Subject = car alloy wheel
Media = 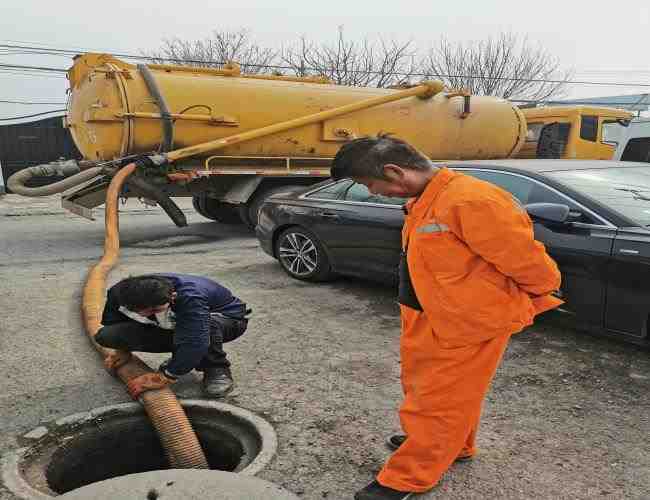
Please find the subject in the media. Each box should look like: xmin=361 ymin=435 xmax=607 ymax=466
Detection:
xmin=275 ymin=227 xmax=332 ymax=281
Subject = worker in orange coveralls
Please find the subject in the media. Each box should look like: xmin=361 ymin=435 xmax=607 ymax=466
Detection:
xmin=331 ymin=134 xmax=563 ymax=500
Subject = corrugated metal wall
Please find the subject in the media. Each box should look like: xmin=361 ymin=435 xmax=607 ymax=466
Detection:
xmin=0 ymin=115 xmax=82 ymax=193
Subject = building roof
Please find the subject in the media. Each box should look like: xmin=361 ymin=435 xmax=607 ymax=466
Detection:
xmin=543 ymin=94 xmax=650 ymax=112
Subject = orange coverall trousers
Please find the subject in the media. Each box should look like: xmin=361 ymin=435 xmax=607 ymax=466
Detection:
xmin=377 ymin=305 xmax=511 ymax=492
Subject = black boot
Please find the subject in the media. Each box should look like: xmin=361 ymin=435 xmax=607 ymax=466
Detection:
xmin=202 ymin=366 xmax=234 ymax=397
xmin=354 ymin=480 xmax=414 ymax=500
xmin=386 ymin=434 xmax=407 ymax=451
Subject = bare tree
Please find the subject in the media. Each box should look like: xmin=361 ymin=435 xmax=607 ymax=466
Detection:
xmin=281 ymin=27 xmax=419 ymax=88
xmin=144 ymin=29 xmax=278 ymax=74
xmin=422 ymin=33 xmax=572 ymax=101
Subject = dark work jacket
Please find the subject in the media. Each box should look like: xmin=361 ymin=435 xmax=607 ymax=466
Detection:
xmin=101 ymin=273 xmax=246 ymax=376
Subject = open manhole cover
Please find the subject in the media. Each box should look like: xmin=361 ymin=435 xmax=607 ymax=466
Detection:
xmin=2 ymin=400 xmax=278 ymax=499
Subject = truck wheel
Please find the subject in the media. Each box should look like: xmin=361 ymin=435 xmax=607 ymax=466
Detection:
xmin=192 ymin=196 xmax=209 ymax=217
xmin=245 ymin=185 xmax=303 ymax=229
xmin=274 ymin=226 xmax=333 ymax=282
xmin=191 ymin=194 xmax=243 ymax=224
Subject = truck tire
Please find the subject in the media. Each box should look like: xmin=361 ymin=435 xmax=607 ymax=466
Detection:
xmin=244 ymin=185 xmax=303 ymax=229
xmin=191 ymin=194 xmax=243 ymax=224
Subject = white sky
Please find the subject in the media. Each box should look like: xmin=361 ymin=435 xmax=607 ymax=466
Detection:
xmin=1 ymin=0 xmax=650 ymax=119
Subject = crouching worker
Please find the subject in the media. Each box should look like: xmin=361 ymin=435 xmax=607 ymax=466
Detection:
xmin=95 ymin=273 xmax=251 ymax=399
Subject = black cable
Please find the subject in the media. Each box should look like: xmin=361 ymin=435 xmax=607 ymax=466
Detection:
xmin=0 ymin=109 xmax=66 ymax=121
xmin=0 ymin=62 xmax=67 ymax=72
xmin=0 ymin=99 xmax=65 ymax=105
xmin=0 ymin=69 xmax=66 ymax=79
xmin=4 ymin=42 xmax=650 ymax=88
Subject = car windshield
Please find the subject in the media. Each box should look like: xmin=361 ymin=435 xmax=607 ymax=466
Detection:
xmin=547 ymin=167 xmax=650 ymax=226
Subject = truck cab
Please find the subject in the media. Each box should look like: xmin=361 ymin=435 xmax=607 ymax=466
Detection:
xmin=516 ymin=106 xmax=633 ymax=160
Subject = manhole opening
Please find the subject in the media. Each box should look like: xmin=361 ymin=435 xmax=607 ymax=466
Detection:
xmin=20 ymin=405 xmax=264 ymax=496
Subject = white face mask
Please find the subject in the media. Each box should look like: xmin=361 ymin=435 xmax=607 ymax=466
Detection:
xmin=119 ymin=306 xmax=176 ymax=330
xmin=154 ymin=308 xmax=176 ymax=330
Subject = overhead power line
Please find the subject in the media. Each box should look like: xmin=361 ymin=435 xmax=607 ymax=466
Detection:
xmin=4 ymin=42 xmax=650 ymax=89
xmin=0 ymin=109 xmax=67 ymax=122
xmin=5 ymin=40 xmax=650 ymax=87
xmin=0 ymin=72 xmax=66 ymax=80
xmin=4 ymin=58 xmax=650 ymax=90
xmin=5 ymin=38 xmax=650 ymax=76
xmin=0 ymin=62 xmax=67 ymax=73
xmin=0 ymin=99 xmax=66 ymax=105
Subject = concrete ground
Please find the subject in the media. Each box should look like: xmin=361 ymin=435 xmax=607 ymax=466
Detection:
xmin=0 ymin=193 xmax=649 ymax=500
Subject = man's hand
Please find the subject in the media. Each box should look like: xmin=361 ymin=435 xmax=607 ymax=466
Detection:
xmin=103 ymin=350 xmax=132 ymax=373
xmin=126 ymin=372 xmax=176 ymax=400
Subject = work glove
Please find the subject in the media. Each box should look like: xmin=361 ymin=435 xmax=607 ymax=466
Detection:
xmin=103 ymin=350 xmax=132 ymax=373
xmin=126 ymin=371 xmax=176 ymax=400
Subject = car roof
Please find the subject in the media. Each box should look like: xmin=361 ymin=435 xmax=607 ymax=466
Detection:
xmin=440 ymin=159 xmax=650 ymax=174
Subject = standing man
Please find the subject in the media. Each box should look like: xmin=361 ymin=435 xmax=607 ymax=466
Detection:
xmin=331 ymin=135 xmax=562 ymax=500
xmin=95 ymin=273 xmax=250 ymax=399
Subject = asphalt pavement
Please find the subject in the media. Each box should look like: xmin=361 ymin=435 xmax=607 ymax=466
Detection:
xmin=0 ymin=193 xmax=649 ymax=499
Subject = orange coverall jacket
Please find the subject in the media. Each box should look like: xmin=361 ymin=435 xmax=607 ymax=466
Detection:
xmin=376 ymin=167 xmax=563 ymax=493
xmin=403 ymin=167 xmax=563 ymax=348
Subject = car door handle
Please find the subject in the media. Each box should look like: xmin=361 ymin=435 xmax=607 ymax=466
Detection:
xmin=619 ymin=249 xmax=639 ymax=255
xmin=319 ymin=212 xmax=340 ymax=219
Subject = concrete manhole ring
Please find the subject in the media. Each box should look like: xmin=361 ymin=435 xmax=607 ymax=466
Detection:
xmin=2 ymin=400 xmax=278 ymax=499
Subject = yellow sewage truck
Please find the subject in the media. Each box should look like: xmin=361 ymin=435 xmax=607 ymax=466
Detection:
xmin=11 ymin=53 xmax=531 ymax=227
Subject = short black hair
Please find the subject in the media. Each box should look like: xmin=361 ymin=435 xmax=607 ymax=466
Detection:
xmin=115 ymin=275 xmax=173 ymax=311
xmin=331 ymin=133 xmax=432 ymax=180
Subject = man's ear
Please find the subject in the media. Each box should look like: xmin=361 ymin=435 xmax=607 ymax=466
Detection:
xmin=382 ymin=164 xmax=405 ymax=181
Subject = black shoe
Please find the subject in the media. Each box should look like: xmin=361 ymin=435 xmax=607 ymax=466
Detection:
xmin=354 ymin=480 xmax=414 ymax=500
xmin=386 ymin=434 xmax=474 ymax=462
xmin=202 ymin=367 xmax=234 ymax=398
xmin=386 ymin=434 xmax=407 ymax=451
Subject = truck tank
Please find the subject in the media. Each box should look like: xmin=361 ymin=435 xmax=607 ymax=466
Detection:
xmin=7 ymin=53 xmax=528 ymax=226
xmin=65 ymin=53 xmax=526 ymax=163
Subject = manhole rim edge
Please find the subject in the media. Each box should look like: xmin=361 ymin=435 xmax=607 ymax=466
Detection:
xmin=2 ymin=400 xmax=278 ymax=499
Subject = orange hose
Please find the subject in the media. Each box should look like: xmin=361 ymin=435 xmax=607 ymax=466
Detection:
xmin=81 ymin=163 xmax=209 ymax=469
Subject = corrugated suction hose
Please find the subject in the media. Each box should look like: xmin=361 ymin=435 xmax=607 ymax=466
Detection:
xmin=7 ymin=162 xmax=103 ymax=196
xmin=81 ymin=163 xmax=209 ymax=469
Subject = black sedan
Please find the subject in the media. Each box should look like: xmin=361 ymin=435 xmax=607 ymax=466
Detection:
xmin=256 ymin=160 xmax=650 ymax=344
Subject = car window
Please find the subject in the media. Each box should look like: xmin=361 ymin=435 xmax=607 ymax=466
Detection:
xmin=343 ymin=183 xmax=406 ymax=206
xmin=463 ymin=170 xmax=596 ymax=223
xmin=580 ymin=116 xmax=598 ymax=142
xmin=463 ymin=170 xmax=534 ymax=205
xmin=304 ymin=180 xmax=353 ymax=200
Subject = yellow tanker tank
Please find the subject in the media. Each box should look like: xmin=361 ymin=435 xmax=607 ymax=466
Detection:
xmin=66 ymin=53 xmax=525 ymax=162
xmin=56 ymin=53 xmax=528 ymax=226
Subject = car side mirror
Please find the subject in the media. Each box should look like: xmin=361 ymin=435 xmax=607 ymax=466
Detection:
xmin=525 ymin=203 xmax=571 ymax=224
